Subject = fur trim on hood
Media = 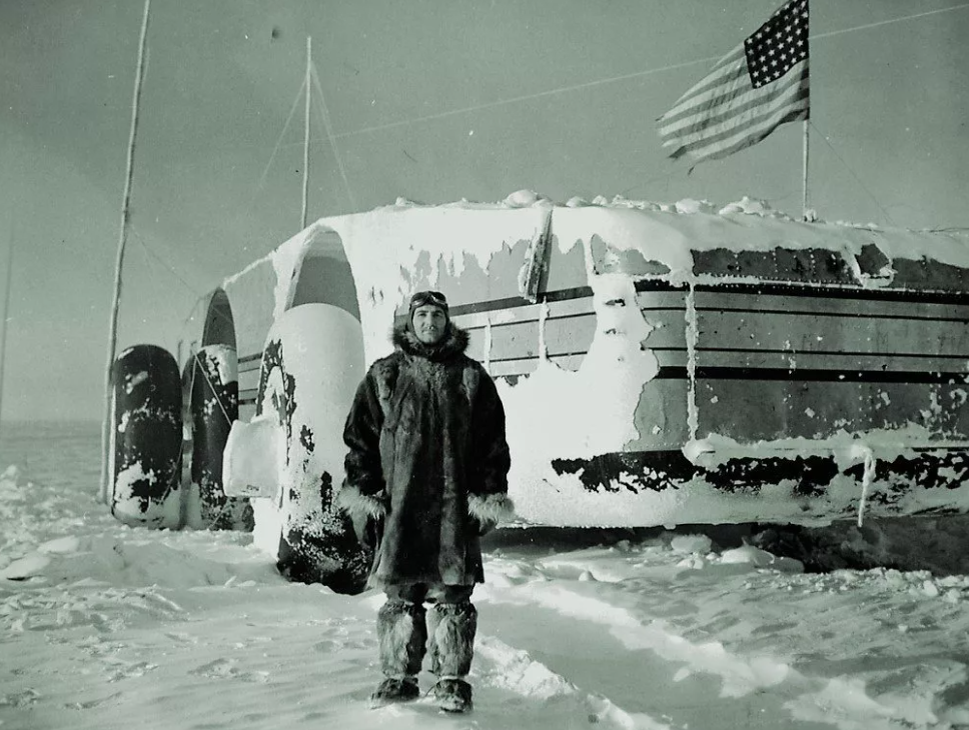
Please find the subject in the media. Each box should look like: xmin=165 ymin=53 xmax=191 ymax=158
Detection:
xmin=391 ymin=322 xmax=470 ymax=362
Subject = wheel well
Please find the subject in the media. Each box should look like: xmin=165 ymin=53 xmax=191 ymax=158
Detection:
xmin=287 ymin=230 xmax=361 ymax=320
xmin=201 ymin=288 xmax=236 ymax=348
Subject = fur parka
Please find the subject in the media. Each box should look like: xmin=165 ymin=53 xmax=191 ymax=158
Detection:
xmin=336 ymin=322 xmax=514 ymax=587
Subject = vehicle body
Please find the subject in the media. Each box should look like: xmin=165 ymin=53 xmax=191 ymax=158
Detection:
xmin=112 ymin=192 xmax=969 ymax=585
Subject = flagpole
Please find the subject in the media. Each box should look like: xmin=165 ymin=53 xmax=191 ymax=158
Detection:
xmin=801 ymin=120 xmax=809 ymax=220
xmin=99 ymin=0 xmax=151 ymax=505
xmin=301 ymin=36 xmax=312 ymax=230
xmin=0 ymin=223 xmax=13 ymax=427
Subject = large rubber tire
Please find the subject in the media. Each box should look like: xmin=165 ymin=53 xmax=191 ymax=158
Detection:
xmin=189 ymin=344 xmax=253 ymax=531
xmin=110 ymin=344 xmax=183 ymax=528
xmin=253 ymin=303 xmax=370 ymax=593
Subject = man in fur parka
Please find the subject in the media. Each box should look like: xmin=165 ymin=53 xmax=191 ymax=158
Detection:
xmin=336 ymin=290 xmax=514 ymax=713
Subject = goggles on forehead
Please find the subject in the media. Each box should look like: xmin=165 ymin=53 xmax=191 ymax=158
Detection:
xmin=409 ymin=290 xmax=449 ymax=310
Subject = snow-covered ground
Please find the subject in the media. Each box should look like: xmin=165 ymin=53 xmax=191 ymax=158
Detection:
xmin=3 ymin=422 xmax=969 ymax=729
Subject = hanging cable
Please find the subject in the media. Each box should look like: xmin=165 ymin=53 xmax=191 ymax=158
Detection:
xmin=247 ymin=75 xmax=309 ymax=212
xmin=131 ymin=227 xmax=201 ymax=298
xmin=128 ymin=224 xmax=236 ymax=337
xmin=808 ymin=121 xmax=897 ymax=227
xmin=129 ymin=227 xmax=219 ymax=338
xmin=813 ymin=3 xmax=969 ymax=41
xmin=316 ymin=4 xmax=969 ymax=141
xmin=191 ymin=350 xmax=235 ymax=429
xmin=154 ymin=3 xmax=969 ymax=157
xmin=310 ymin=64 xmax=358 ymax=211
xmin=330 ymin=56 xmax=726 ymax=140
xmin=129 ymin=231 xmax=237 ymax=425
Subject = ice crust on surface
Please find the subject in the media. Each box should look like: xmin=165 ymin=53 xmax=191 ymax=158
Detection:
xmin=5 ymin=454 xmax=969 ymax=729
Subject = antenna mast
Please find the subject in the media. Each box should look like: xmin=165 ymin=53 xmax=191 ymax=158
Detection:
xmin=301 ymin=36 xmax=312 ymax=229
xmin=0 ymin=227 xmax=13 ymax=426
xmin=99 ymin=0 xmax=152 ymax=504
xmin=802 ymin=120 xmax=810 ymax=220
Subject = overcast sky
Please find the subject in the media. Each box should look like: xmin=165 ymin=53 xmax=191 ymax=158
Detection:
xmin=1 ymin=0 xmax=968 ymax=421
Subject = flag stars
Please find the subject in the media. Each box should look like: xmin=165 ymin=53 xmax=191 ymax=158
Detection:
xmin=743 ymin=0 xmax=808 ymax=88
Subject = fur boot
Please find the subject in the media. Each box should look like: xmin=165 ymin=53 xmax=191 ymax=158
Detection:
xmin=428 ymin=601 xmax=477 ymax=712
xmin=433 ymin=678 xmax=473 ymax=713
xmin=370 ymin=600 xmax=427 ymax=708
xmin=370 ymin=677 xmax=418 ymax=708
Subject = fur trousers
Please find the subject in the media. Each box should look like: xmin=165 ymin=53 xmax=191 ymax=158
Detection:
xmin=376 ymin=598 xmax=479 ymax=679
xmin=428 ymin=601 xmax=478 ymax=678
xmin=377 ymin=600 xmax=427 ymax=678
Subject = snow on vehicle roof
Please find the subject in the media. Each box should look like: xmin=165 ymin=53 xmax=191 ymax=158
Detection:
xmin=216 ymin=191 xmax=969 ymax=360
xmin=235 ymin=190 xmax=969 ymax=287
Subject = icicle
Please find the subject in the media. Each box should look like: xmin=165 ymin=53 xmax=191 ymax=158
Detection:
xmin=857 ymin=448 xmax=877 ymax=528
xmin=685 ymin=281 xmax=699 ymax=441
xmin=537 ymin=299 xmax=550 ymax=362
xmin=484 ymin=318 xmax=493 ymax=372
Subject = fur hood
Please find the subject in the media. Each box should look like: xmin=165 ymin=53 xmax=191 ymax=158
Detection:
xmin=391 ymin=321 xmax=470 ymax=362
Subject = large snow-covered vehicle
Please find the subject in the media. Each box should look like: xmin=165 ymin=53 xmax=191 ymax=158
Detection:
xmin=107 ymin=192 xmax=969 ymax=590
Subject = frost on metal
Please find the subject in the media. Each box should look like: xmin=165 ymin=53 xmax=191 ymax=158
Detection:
xmin=187 ymin=346 xmax=251 ymax=532
xmin=248 ymin=306 xmax=370 ymax=592
xmin=124 ymin=370 xmax=149 ymax=394
xmin=110 ymin=346 xmax=183 ymax=529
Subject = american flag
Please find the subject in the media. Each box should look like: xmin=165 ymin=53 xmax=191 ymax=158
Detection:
xmin=657 ymin=0 xmax=809 ymax=166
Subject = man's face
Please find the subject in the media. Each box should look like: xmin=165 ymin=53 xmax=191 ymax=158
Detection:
xmin=412 ymin=304 xmax=447 ymax=345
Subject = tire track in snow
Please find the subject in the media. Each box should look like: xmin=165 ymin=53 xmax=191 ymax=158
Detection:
xmin=478 ymin=578 xmax=937 ymax=729
xmin=352 ymin=591 xmax=669 ymax=729
xmin=472 ymin=634 xmax=670 ymax=730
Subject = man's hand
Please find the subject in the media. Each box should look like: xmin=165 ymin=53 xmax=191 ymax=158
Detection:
xmin=363 ymin=515 xmax=384 ymax=550
xmin=474 ymin=517 xmax=498 ymax=537
xmin=351 ymin=511 xmax=383 ymax=550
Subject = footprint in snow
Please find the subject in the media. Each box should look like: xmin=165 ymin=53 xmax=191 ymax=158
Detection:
xmin=64 ymin=691 xmax=124 ymax=710
xmin=190 ymin=658 xmax=270 ymax=683
xmin=104 ymin=659 xmax=158 ymax=683
xmin=313 ymin=638 xmax=343 ymax=653
xmin=0 ymin=688 xmax=41 ymax=708
xmin=164 ymin=631 xmax=199 ymax=644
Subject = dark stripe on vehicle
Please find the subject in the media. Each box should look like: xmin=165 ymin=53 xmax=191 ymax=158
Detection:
xmin=698 ymin=306 xmax=969 ymax=323
xmin=653 ymin=346 xmax=969 ymax=361
xmin=489 ymin=350 xmax=588 ymax=364
xmin=694 ymin=281 xmax=969 ymax=306
xmin=460 ymin=310 xmax=600 ymax=332
xmin=448 ymin=281 xmax=969 ymax=319
xmin=449 ymin=295 xmax=534 ymax=317
xmin=655 ymin=366 xmax=969 ymax=384
xmin=490 ymin=346 xmax=969 ymax=365
xmin=239 ymin=388 xmax=258 ymax=406
xmin=238 ymin=282 xmax=969 ymax=381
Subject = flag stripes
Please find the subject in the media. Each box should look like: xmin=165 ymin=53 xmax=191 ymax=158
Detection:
xmin=657 ymin=0 xmax=809 ymax=166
